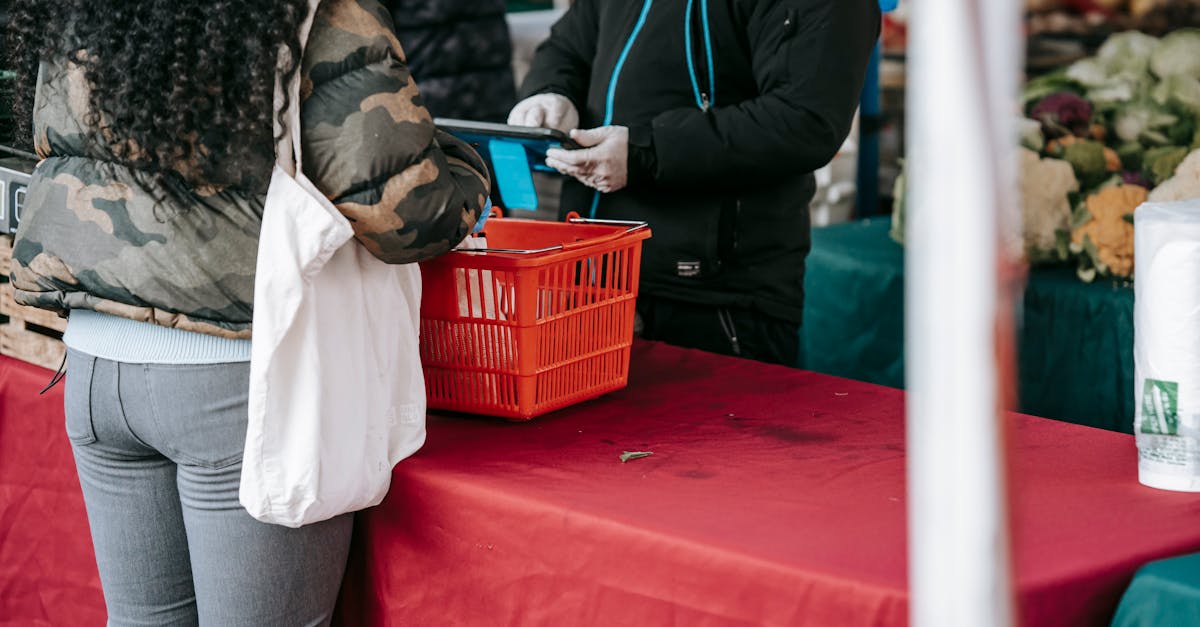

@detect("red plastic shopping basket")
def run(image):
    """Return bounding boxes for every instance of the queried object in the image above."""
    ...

[419,214,652,420]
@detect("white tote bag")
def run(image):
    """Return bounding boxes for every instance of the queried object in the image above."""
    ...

[240,0,426,527]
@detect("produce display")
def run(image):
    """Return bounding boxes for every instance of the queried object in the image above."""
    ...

[893,28,1200,283]
[1027,0,1200,39]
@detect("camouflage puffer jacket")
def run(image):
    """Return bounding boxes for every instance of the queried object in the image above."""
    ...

[10,0,489,340]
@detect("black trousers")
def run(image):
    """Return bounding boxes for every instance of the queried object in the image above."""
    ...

[635,295,800,367]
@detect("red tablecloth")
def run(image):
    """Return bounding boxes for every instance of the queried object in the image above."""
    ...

[5,344,1200,626]
[0,357,104,626]
[336,342,1200,627]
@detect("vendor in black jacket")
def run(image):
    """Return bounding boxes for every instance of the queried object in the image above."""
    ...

[511,0,880,366]
[387,0,517,121]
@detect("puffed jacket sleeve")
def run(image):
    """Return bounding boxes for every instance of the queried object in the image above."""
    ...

[300,0,490,264]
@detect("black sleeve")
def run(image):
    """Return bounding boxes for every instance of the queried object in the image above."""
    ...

[517,0,600,109]
[644,0,880,187]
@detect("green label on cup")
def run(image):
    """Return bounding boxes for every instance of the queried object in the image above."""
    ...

[1141,379,1180,435]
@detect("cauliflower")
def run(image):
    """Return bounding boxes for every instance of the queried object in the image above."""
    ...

[1019,117,1045,152]
[1071,184,1148,279]
[1148,148,1200,202]
[1020,148,1079,260]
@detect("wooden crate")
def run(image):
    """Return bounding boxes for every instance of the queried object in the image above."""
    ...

[0,236,67,370]
[0,321,65,371]
[0,233,10,281]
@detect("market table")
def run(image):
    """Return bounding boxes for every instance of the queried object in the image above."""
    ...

[0,356,105,625]
[803,217,1135,433]
[334,342,1200,626]
[3,344,1198,626]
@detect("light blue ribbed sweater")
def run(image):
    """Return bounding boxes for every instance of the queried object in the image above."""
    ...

[63,309,251,364]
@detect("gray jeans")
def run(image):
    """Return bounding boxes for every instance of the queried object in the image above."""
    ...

[64,349,353,626]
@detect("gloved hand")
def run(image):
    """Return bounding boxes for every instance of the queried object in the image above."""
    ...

[507,93,579,134]
[545,126,629,194]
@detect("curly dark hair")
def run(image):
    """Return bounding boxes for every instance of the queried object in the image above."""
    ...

[7,0,310,189]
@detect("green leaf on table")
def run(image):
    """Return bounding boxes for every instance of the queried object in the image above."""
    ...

[1071,202,1093,230]
[1055,229,1071,260]
[619,451,653,463]
[1083,234,1103,269]
[1123,213,1135,224]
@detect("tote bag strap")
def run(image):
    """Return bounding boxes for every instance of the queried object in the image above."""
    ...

[273,0,322,177]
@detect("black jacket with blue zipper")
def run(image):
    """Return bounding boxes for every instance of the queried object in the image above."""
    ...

[520,0,880,323]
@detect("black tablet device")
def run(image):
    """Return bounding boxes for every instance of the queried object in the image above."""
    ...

[434,118,581,155]
[435,118,580,210]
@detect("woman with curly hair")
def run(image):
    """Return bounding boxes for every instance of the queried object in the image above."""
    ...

[7,0,489,623]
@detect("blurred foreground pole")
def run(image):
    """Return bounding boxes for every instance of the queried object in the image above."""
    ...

[905,0,1021,624]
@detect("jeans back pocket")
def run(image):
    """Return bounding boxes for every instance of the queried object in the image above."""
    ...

[145,361,250,469]
[64,350,98,446]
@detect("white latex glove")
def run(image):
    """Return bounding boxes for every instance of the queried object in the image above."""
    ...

[507,93,579,134]
[545,126,629,194]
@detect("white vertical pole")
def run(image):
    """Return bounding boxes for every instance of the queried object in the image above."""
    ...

[905,0,1020,624]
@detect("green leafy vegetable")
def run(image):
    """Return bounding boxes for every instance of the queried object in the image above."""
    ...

[1117,141,1146,170]
[1067,58,1110,87]
[1023,71,1085,110]
[1150,29,1200,79]
[1070,199,1093,230]
[1022,70,1089,109]
[1112,101,1179,145]
[1152,74,1200,113]
[1143,145,1189,185]
[1098,31,1160,77]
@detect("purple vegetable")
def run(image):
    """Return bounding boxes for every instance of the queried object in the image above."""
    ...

[1030,92,1094,139]
[1121,170,1152,188]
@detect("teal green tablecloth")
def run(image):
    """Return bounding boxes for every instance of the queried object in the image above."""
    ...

[801,218,1135,433]
[1112,552,1200,626]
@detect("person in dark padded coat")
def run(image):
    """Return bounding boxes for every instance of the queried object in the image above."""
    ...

[511,0,880,366]
[386,0,517,122]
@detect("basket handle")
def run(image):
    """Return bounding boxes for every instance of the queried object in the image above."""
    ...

[453,215,648,255]
[452,243,563,255]
[560,216,649,251]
